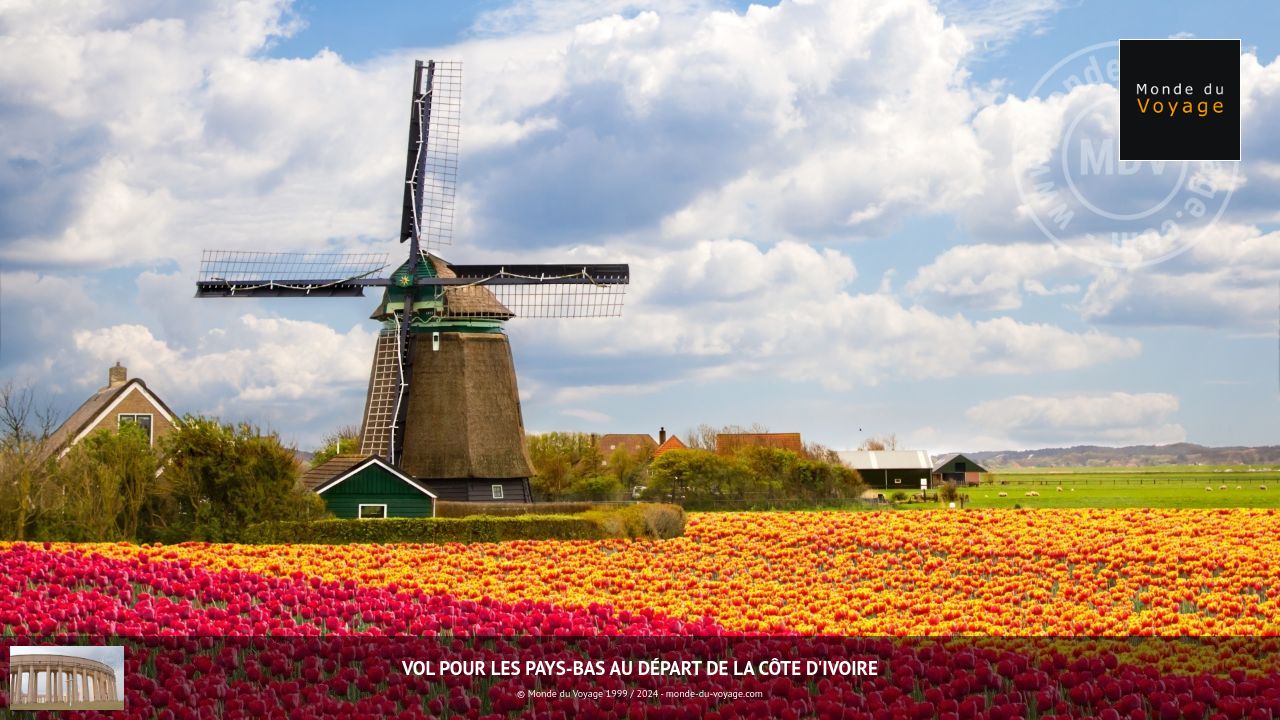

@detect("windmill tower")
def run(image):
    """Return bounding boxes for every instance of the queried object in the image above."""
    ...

[196,60,629,501]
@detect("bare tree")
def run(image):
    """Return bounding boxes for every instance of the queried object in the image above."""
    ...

[0,382,60,540]
[683,423,771,451]
[802,441,841,463]
[858,434,898,451]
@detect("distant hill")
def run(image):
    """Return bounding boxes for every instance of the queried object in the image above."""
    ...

[961,443,1280,469]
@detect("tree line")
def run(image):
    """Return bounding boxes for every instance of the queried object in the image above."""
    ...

[0,383,322,542]
[527,424,864,507]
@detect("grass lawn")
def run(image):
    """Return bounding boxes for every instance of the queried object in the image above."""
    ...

[908,466,1280,509]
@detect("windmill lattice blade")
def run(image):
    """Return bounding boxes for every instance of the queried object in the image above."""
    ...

[401,61,461,251]
[196,250,390,297]
[423,61,461,251]
[440,282,627,319]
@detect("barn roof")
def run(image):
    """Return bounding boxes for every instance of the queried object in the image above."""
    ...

[40,375,178,462]
[931,453,990,473]
[837,450,933,470]
[303,454,437,497]
[301,454,369,491]
[716,432,803,455]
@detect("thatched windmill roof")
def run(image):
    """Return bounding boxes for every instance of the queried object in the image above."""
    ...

[427,255,514,319]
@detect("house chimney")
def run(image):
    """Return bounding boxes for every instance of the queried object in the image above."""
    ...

[659,426,667,444]
[108,362,127,388]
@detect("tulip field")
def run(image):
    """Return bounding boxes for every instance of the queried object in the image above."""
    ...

[5,509,1280,718]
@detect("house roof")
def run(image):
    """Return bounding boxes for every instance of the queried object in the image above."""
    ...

[41,378,179,461]
[653,435,687,457]
[300,454,369,491]
[304,454,437,497]
[598,434,657,456]
[715,432,803,455]
[836,450,933,470]
[931,453,989,473]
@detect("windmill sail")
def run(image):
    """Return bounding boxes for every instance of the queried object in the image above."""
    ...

[196,251,390,297]
[401,60,460,252]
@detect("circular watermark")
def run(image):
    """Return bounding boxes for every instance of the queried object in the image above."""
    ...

[1013,41,1237,268]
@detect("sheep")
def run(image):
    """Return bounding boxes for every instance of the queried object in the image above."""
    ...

[1024,491,1040,497]
[1219,484,1227,490]
[1237,485,1243,490]
[1262,485,1269,491]
[997,492,1008,497]
[1205,486,1213,492]
[1056,486,1063,492]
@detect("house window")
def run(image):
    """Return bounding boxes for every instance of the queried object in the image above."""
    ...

[491,484,504,500]
[118,414,153,445]
[955,461,967,472]
[893,478,901,484]
[358,504,388,519]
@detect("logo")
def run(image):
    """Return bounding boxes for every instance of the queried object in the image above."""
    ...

[1014,41,1239,268]
[1120,39,1241,161]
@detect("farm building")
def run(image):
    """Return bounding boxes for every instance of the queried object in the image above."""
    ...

[301,455,437,519]
[837,450,934,489]
[932,453,990,485]
[597,432,657,464]
[41,363,179,461]
[716,432,803,455]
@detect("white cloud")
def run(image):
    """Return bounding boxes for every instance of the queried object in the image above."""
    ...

[965,392,1186,446]
[512,239,1142,394]
[906,242,1085,310]
[561,407,611,423]
[908,223,1280,328]
[69,315,376,442]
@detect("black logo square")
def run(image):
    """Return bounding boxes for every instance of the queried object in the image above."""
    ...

[1120,39,1240,161]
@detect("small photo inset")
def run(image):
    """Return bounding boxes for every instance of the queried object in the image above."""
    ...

[7,645,125,711]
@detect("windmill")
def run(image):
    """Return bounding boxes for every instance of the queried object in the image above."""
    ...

[195,60,628,502]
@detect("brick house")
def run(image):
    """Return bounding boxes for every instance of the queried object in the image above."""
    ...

[42,363,179,460]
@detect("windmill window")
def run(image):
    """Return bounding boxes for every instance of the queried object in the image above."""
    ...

[491,484,504,500]
[118,414,153,445]
[358,504,388,519]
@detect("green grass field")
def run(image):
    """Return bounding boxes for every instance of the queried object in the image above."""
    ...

[915,465,1280,509]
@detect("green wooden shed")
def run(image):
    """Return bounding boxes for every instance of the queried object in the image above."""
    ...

[301,455,437,519]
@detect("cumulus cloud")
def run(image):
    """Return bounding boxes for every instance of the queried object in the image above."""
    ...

[907,223,1280,329]
[965,392,1186,446]
[69,315,376,442]
[906,242,1085,310]
[510,239,1141,394]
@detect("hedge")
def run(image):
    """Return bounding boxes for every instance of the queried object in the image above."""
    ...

[435,501,599,518]
[242,503,686,544]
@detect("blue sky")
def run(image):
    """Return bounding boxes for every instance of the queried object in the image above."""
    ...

[1,0,1277,454]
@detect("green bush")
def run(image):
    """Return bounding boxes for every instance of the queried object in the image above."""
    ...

[567,474,627,501]
[243,503,686,544]
[580,504,685,540]
[939,481,959,503]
